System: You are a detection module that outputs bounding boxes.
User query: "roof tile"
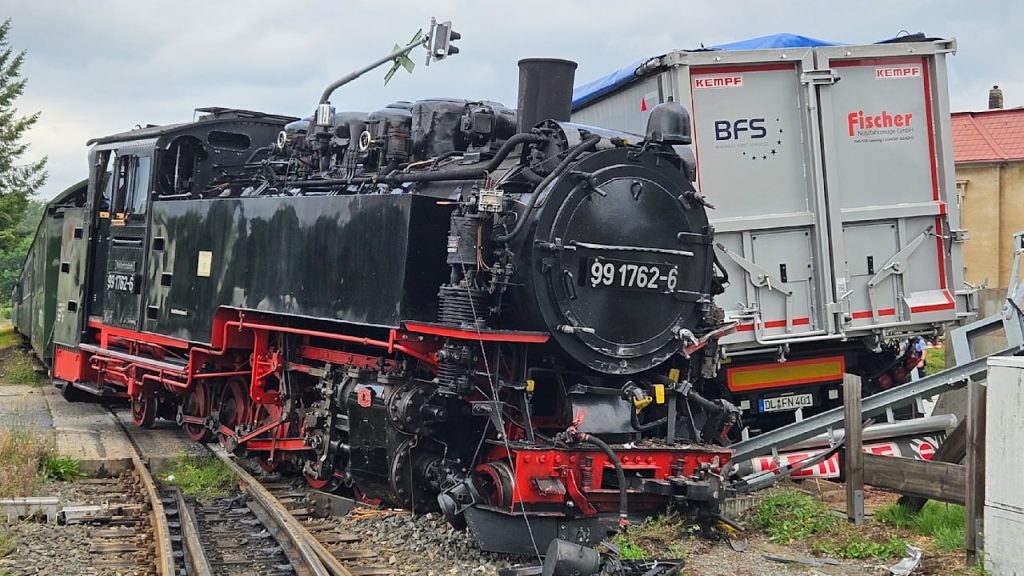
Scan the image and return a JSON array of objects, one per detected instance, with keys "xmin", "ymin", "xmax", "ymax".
[{"xmin": 952, "ymin": 108, "xmax": 1024, "ymax": 162}]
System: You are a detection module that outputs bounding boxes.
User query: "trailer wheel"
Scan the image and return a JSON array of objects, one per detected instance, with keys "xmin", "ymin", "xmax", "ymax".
[{"xmin": 131, "ymin": 392, "xmax": 156, "ymax": 428}]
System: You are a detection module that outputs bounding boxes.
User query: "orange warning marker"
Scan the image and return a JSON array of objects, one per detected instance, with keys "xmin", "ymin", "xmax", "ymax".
[{"xmin": 640, "ymin": 97, "xmax": 648, "ymax": 112}]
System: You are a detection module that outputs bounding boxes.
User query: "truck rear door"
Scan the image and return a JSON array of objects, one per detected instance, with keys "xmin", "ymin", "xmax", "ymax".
[{"xmin": 814, "ymin": 41, "xmax": 961, "ymax": 332}]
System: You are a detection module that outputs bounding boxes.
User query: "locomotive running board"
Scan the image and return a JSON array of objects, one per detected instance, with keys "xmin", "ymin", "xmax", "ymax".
[{"xmin": 78, "ymin": 343, "xmax": 189, "ymax": 374}]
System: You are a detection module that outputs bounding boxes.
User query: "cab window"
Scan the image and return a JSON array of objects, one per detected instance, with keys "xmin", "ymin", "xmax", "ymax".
[
  {"xmin": 131, "ymin": 155, "xmax": 151, "ymax": 213},
  {"xmin": 110, "ymin": 154, "xmax": 152, "ymax": 215}
]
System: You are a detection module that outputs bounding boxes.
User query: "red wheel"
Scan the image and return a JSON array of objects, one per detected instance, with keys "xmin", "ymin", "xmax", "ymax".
[
  {"xmin": 131, "ymin": 391, "xmax": 156, "ymax": 429},
  {"xmin": 217, "ymin": 377, "xmax": 250, "ymax": 439},
  {"xmin": 182, "ymin": 381, "xmax": 211, "ymax": 442}
]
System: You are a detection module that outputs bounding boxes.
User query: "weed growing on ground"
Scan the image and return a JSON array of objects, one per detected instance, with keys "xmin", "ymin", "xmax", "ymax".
[
  {"xmin": 609, "ymin": 535, "xmax": 649, "ymax": 561},
  {"xmin": 40, "ymin": 454, "xmax": 86, "ymax": 482},
  {"xmin": 753, "ymin": 489, "xmax": 908, "ymax": 560},
  {"xmin": 602, "ymin": 512, "xmax": 695, "ymax": 561},
  {"xmin": 0, "ymin": 528, "xmax": 14, "ymax": 557},
  {"xmin": 159, "ymin": 452, "xmax": 234, "ymax": 497},
  {"xmin": 877, "ymin": 501, "xmax": 965, "ymax": 552},
  {"xmin": 752, "ymin": 489, "xmax": 836, "ymax": 543},
  {"xmin": 925, "ymin": 346, "xmax": 945, "ymax": 376},
  {"xmin": 813, "ymin": 534, "xmax": 907, "ymax": 559},
  {"xmin": 0, "ymin": 428, "xmax": 49, "ymax": 498},
  {"xmin": 0, "ymin": 325, "xmax": 17, "ymax": 349}
]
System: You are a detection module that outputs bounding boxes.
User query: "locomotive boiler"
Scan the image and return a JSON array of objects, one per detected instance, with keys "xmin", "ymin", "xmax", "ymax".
[{"xmin": 16, "ymin": 54, "xmax": 736, "ymax": 553}]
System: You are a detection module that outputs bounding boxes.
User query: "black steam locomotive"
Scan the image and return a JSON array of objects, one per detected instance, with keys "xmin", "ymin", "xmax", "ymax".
[{"xmin": 14, "ymin": 56, "xmax": 736, "ymax": 553}]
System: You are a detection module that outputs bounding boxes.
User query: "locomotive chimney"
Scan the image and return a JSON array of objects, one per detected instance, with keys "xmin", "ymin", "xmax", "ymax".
[
  {"xmin": 989, "ymin": 85, "xmax": 1004, "ymax": 110},
  {"xmin": 516, "ymin": 58, "xmax": 577, "ymax": 133}
]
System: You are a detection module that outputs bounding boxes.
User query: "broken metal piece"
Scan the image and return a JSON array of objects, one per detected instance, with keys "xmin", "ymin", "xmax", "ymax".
[
  {"xmin": 0, "ymin": 496, "xmax": 60, "ymax": 523},
  {"xmin": 888, "ymin": 545, "xmax": 923, "ymax": 576}
]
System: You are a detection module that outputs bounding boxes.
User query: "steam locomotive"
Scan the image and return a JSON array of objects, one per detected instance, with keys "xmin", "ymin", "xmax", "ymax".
[{"xmin": 14, "ymin": 57, "xmax": 737, "ymax": 553}]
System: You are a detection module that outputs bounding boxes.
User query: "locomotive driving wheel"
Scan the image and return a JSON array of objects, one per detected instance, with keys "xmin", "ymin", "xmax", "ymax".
[
  {"xmin": 131, "ymin": 390, "xmax": 157, "ymax": 429},
  {"xmin": 216, "ymin": 377, "xmax": 250, "ymax": 443},
  {"xmin": 181, "ymin": 380, "xmax": 211, "ymax": 442}
]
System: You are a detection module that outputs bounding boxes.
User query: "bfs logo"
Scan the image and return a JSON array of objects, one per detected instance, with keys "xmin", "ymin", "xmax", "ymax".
[{"xmin": 714, "ymin": 118, "xmax": 767, "ymax": 141}]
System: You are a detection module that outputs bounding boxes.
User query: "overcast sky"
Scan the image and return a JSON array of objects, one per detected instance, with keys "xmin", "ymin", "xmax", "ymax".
[{"xmin": 7, "ymin": 0, "xmax": 1022, "ymax": 199}]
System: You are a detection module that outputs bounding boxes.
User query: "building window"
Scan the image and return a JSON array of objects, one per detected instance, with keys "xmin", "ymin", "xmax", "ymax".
[{"xmin": 955, "ymin": 179, "xmax": 968, "ymax": 209}]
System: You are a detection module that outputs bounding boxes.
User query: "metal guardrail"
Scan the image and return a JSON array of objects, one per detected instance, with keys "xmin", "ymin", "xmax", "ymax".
[{"xmin": 728, "ymin": 344, "xmax": 1023, "ymax": 465}]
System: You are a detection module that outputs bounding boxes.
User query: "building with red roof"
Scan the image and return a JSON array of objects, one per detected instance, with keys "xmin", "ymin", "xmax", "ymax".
[{"xmin": 951, "ymin": 89, "xmax": 1024, "ymax": 292}]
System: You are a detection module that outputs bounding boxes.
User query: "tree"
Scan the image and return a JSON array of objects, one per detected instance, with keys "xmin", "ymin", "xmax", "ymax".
[{"xmin": 0, "ymin": 18, "xmax": 46, "ymax": 253}]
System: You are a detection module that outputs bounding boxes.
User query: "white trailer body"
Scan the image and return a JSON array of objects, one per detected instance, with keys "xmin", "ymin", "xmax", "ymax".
[{"xmin": 572, "ymin": 37, "xmax": 970, "ymax": 426}]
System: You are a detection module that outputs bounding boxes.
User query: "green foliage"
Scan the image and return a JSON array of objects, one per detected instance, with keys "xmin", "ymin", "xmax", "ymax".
[
  {"xmin": 159, "ymin": 452, "xmax": 234, "ymax": 497},
  {"xmin": 0, "ymin": 18, "xmax": 47, "ymax": 309},
  {"xmin": 602, "ymin": 512, "xmax": 693, "ymax": 561},
  {"xmin": 0, "ymin": 527, "xmax": 13, "ymax": 558},
  {"xmin": 0, "ymin": 427, "xmax": 49, "ymax": 498},
  {"xmin": 813, "ymin": 534, "xmax": 908, "ymax": 559},
  {"xmin": 925, "ymin": 346, "xmax": 946, "ymax": 376},
  {"xmin": 609, "ymin": 535, "xmax": 649, "ymax": 561},
  {"xmin": 40, "ymin": 454, "xmax": 86, "ymax": 482},
  {"xmin": 751, "ymin": 489, "xmax": 836, "ymax": 543},
  {"xmin": 877, "ymin": 501, "xmax": 965, "ymax": 552},
  {"xmin": 0, "ymin": 324, "xmax": 17, "ymax": 348}
]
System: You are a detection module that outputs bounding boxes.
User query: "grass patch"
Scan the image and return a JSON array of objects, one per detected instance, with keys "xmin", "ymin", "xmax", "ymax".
[
  {"xmin": 924, "ymin": 346, "xmax": 945, "ymax": 376},
  {"xmin": 0, "ymin": 527, "xmax": 14, "ymax": 557},
  {"xmin": 752, "ymin": 489, "xmax": 908, "ymax": 560},
  {"xmin": 813, "ymin": 534, "xmax": 907, "ymax": 559},
  {"xmin": 877, "ymin": 501, "xmax": 964, "ymax": 551},
  {"xmin": 40, "ymin": 454, "xmax": 87, "ymax": 482},
  {"xmin": 603, "ymin": 512, "xmax": 694, "ymax": 561},
  {"xmin": 0, "ymin": 428, "xmax": 50, "ymax": 497},
  {"xmin": 752, "ymin": 489, "xmax": 836, "ymax": 543},
  {"xmin": 0, "ymin": 324, "xmax": 17, "ymax": 349},
  {"xmin": 159, "ymin": 452, "xmax": 234, "ymax": 497},
  {"xmin": 0, "ymin": 350, "xmax": 44, "ymax": 386}
]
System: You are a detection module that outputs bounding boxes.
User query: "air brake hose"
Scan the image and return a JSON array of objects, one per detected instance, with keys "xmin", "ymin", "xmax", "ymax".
[
  {"xmin": 577, "ymin": 432, "xmax": 629, "ymax": 528},
  {"xmin": 494, "ymin": 134, "xmax": 602, "ymax": 243}
]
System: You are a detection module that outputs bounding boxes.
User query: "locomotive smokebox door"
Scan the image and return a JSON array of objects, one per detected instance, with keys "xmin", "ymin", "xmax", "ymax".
[{"xmin": 528, "ymin": 147, "xmax": 713, "ymax": 374}]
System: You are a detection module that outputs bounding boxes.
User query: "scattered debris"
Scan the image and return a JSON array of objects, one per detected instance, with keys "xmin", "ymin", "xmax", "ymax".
[
  {"xmin": 0, "ymin": 496, "xmax": 59, "ymax": 523},
  {"xmin": 763, "ymin": 553, "xmax": 841, "ymax": 567},
  {"xmin": 888, "ymin": 545, "xmax": 923, "ymax": 576}
]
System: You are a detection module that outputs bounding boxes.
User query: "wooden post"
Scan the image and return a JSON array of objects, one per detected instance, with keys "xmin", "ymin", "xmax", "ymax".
[
  {"xmin": 844, "ymin": 374, "xmax": 864, "ymax": 524},
  {"xmin": 965, "ymin": 378, "xmax": 987, "ymax": 565}
]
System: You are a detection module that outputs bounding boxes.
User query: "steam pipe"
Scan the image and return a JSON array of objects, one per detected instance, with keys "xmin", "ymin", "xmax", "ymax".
[
  {"xmin": 286, "ymin": 132, "xmax": 545, "ymax": 189},
  {"xmin": 494, "ymin": 134, "xmax": 600, "ymax": 243}
]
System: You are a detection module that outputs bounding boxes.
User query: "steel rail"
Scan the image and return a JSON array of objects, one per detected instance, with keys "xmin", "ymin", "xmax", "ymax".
[
  {"xmin": 130, "ymin": 454, "xmax": 176, "ymax": 576},
  {"xmin": 170, "ymin": 487, "xmax": 214, "ymax": 576},
  {"xmin": 210, "ymin": 444, "xmax": 355, "ymax": 576}
]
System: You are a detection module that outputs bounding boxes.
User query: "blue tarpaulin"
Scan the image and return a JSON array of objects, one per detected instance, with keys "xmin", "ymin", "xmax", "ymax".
[{"xmin": 572, "ymin": 33, "xmax": 844, "ymax": 109}]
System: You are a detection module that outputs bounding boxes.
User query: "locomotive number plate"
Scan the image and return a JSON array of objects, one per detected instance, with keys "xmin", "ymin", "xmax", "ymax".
[
  {"xmin": 584, "ymin": 258, "xmax": 678, "ymax": 292},
  {"xmin": 106, "ymin": 272, "xmax": 139, "ymax": 294}
]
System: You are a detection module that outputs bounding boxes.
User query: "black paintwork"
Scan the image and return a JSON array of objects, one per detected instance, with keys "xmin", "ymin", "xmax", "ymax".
[{"xmin": 144, "ymin": 194, "xmax": 453, "ymax": 343}]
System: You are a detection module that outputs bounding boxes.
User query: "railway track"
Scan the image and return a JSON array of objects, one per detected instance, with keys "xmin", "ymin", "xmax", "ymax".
[{"xmin": 110, "ymin": 410, "xmax": 362, "ymax": 576}]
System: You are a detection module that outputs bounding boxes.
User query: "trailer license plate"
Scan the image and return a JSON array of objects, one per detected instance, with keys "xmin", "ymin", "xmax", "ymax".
[
  {"xmin": 760, "ymin": 393, "xmax": 813, "ymax": 413},
  {"xmin": 585, "ymin": 258, "xmax": 678, "ymax": 292}
]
